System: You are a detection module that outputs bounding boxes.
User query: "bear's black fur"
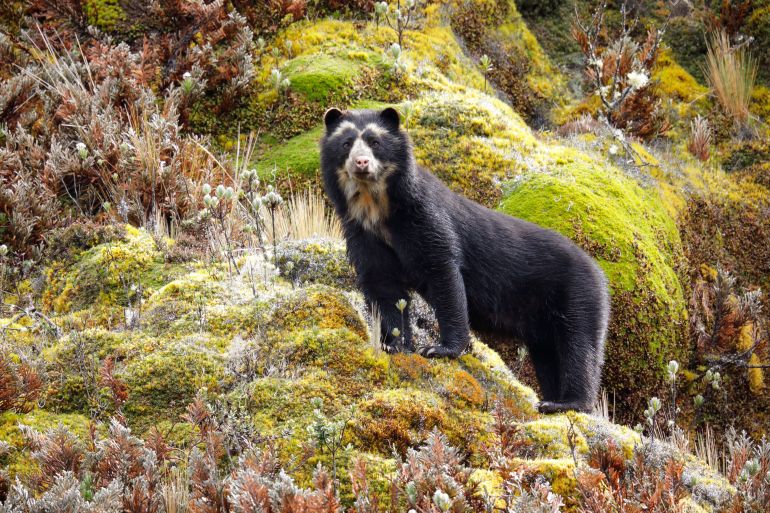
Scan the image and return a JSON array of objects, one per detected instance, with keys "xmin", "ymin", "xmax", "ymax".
[{"xmin": 320, "ymin": 107, "xmax": 609, "ymax": 413}]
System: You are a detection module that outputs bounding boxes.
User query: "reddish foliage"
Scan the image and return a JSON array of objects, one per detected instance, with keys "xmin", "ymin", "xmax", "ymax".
[
  {"xmin": 0, "ymin": 355, "xmax": 43, "ymax": 414},
  {"xmin": 577, "ymin": 441, "xmax": 688, "ymax": 513},
  {"xmin": 705, "ymin": 0, "xmax": 753, "ymax": 38}
]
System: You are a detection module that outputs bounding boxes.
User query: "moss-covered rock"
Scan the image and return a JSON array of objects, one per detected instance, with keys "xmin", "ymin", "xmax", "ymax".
[
  {"xmin": 257, "ymin": 126, "xmax": 324, "ymax": 181},
  {"xmin": 283, "ymin": 54, "xmax": 365, "ymax": 102},
  {"xmin": 41, "ymin": 225, "xmax": 170, "ymax": 316},
  {"xmin": 409, "ymin": 90, "xmax": 536, "ymax": 205},
  {"xmin": 120, "ymin": 338, "xmax": 226, "ymax": 428},
  {"xmin": 275, "ymin": 239, "xmax": 355, "ymax": 288}
]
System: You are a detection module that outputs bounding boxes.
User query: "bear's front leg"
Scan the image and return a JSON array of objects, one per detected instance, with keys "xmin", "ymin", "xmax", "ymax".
[
  {"xmin": 370, "ymin": 290, "xmax": 414, "ymax": 353},
  {"xmin": 417, "ymin": 264, "xmax": 470, "ymax": 358},
  {"xmin": 344, "ymin": 224, "xmax": 415, "ymax": 353}
]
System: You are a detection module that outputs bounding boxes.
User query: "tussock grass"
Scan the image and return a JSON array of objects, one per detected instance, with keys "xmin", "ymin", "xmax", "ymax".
[
  {"xmin": 273, "ymin": 189, "xmax": 343, "ymax": 242},
  {"xmin": 704, "ymin": 30, "xmax": 757, "ymax": 126}
]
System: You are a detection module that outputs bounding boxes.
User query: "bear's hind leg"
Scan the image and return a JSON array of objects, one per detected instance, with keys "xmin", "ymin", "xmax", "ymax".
[
  {"xmin": 528, "ymin": 344, "xmax": 561, "ymax": 406},
  {"xmin": 538, "ymin": 331, "xmax": 600, "ymax": 414}
]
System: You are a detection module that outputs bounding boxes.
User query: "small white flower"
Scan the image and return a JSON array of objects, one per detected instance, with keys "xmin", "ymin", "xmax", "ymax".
[
  {"xmin": 76, "ymin": 142, "xmax": 88, "ymax": 159},
  {"xmin": 626, "ymin": 70, "xmax": 649, "ymax": 90},
  {"xmin": 589, "ymin": 57, "xmax": 603, "ymax": 69},
  {"xmin": 667, "ymin": 360, "xmax": 679, "ymax": 381},
  {"xmin": 609, "ymin": 144, "xmax": 619, "ymax": 155},
  {"xmin": 433, "ymin": 490, "xmax": 451, "ymax": 511},
  {"xmin": 182, "ymin": 71, "xmax": 192, "ymax": 80},
  {"xmin": 613, "ymin": 129, "xmax": 625, "ymax": 142},
  {"xmin": 599, "ymin": 85, "xmax": 611, "ymax": 98},
  {"xmin": 391, "ymin": 327, "xmax": 401, "ymax": 338}
]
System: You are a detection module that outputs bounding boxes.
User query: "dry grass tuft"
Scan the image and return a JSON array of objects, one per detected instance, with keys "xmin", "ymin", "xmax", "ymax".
[
  {"xmin": 273, "ymin": 189, "xmax": 343, "ymax": 242},
  {"xmin": 687, "ymin": 115, "xmax": 712, "ymax": 162},
  {"xmin": 695, "ymin": 425, "xmax": 723, "ymax": 473},
  {"xmin": 704, "ymin": 29, "xmax": 757, "ymax": 126}
]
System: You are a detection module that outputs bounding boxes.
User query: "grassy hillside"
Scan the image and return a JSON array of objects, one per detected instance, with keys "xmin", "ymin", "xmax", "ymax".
[{"xmin": 1, "ymin": 0, "xmax": 770, "ymax": 510}]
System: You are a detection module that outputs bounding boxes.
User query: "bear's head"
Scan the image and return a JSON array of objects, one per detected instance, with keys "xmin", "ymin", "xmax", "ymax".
[{"xmin": 320, "ymin": 108, "xmax": 411, "ymax": 187}]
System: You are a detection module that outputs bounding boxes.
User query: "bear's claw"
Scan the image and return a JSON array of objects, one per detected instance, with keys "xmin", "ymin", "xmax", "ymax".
[
  {"xmin": 537, "ymin": 400, "xmax": 592, "ymax": 414},
  {"xmin": 416, "ymin": 345, "xmax": 461, "ymax": 358}
]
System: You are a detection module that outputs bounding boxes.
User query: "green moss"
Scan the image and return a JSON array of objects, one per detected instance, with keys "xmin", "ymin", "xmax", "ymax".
[
  {"xmin": 42, "ymin": 225, "xmax": 169, "ymax": 315},
  {"xmin": 257, "ymin": 125, "xmax": 323, "ymax": 180},
  {"xmin": 121, "ymin": 340, "xmax": 225, "ymax": 429},
  {"xmin": 276, "ymin": 239, "xmax": 355, "ymax": 288},
  {"xmin": 249, "ymin": 371, "xmax": 344, "ymax": 430},
  {"xmin": 283, "ymin": 54, "xmax": 364, "ymax": 102},
  {"xmin": 750, "ymin": 85, "xmax": 770, "ymax": 122},
  {"xmin": 270, "ymin": 285, "xmax": 368, "ymax": 339},
  {"xmin": 408, "ymin": 90, "xmax": 537, "ymax": 205},
  {"xmin": 350, "ymin": 388, "xmax": 449, "ymax": 452},
  {"xmin": 654, "ymin": 50, "xmax": 709, "ymax": 104},
  {"xmin": 84, "ymin": 0, "xmax": 126, "ymax": 32}
]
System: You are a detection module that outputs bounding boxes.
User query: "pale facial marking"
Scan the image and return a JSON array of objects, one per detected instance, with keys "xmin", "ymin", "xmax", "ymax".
[
  {"xmin": 345, "ymin": 137, "xmax": 381, "ymax": 178},
  {"xmin": 335, "ymin": 135, "xmax": 395, "ymax": 242},
  {"xmin": 363, "ymin": 123, "xmax": 388, "ymax": 137},
  {"xmin": 328, "ymin": 120, "xmax": 359, "ymax": 140}
]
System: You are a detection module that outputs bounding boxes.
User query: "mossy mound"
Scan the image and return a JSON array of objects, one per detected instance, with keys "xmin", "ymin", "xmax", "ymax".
[
  {"xmin": 0, "ymin": 227, "xmax": 732, "ymax": 509},
  {"xmin": 120, "ymin": 338, "xmax": 226, "ymax": 428},
  {"xmin": 40, "ymin": 226, "xmax": 177, "ymax": 317},
  {"xmin": 257, "ymin": 126, "xmax": 324, "ymax": 181},
  {"xmin": 408, "ymin": 90, "xmax": 537, "ymax": 205},
  {"xmin": 275, "ymin": 238, "xmax": 355, "ymax": 288},
  {"xmin": 283, "ymin": 54, "xmax": 365, "ymax": 102}
]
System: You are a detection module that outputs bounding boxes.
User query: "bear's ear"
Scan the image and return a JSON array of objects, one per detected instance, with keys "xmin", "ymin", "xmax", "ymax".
[
  {"xmin": 324, "ymin": 108, "xmax": 344, "ymax": 131},
  {"xmin": 379, "ymin": 107, "xmax": 400, "ymax": 131}
]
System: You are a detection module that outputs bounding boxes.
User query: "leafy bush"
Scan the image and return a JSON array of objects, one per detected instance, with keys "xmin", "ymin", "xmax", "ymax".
[
  {"xmin": 0, "ymin": 31, "xmax": 226, "ymax": 257},
  {"xmin": 572, "ymin": 2, "xmax": 672, "ymax": 139}
]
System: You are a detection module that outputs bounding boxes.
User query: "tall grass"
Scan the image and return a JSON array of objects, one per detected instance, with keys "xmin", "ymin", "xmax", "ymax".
[
  {"xmin": 273, "ymin": 189, "xmax": 343, "ymax": 242},
  {"xmin": 704, "ymin": 29, "xmax": 757, "ymax": 126}
]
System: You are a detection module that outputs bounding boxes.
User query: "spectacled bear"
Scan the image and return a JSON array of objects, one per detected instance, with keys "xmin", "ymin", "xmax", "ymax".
[{"xmin": 320, "ymin": 107, "xmax": 610, "ymax": 413}]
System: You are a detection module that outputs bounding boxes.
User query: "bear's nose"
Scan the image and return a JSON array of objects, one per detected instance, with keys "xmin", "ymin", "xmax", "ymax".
[{"xmin": 355, "ymin": 157, "xmax": 370, "ymax": 169}]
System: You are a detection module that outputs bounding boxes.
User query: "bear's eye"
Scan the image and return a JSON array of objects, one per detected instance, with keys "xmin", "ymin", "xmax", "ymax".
[
  {"xmin": 370, "ymin": 140, "xmax": 380, "ymax": 149},
  {"xmin": 342, "ymin": 140, "xmax": 352, "ymax": 149}
]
